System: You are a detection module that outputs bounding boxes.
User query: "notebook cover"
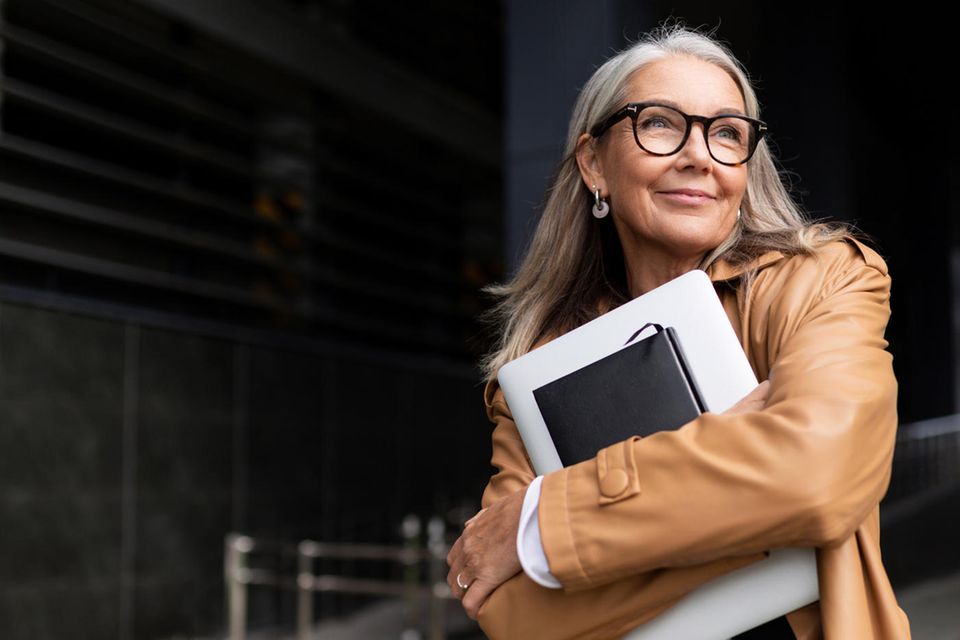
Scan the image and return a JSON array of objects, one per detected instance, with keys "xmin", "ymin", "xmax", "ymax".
[{"xmin": 532, "ymin": 326, "xmax": 704, "ymax": 467}]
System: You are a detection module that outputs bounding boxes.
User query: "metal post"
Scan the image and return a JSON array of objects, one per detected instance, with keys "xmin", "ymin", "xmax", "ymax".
[
  {"xmin": 427, "ymin": 516, "xmax": 448, "ymax": 640},
  {"xmin": 225, "ymin": 534, "xmax": 253, "ymax": 640},
  {"xmin": 297, "ymin": 541, "xmax": 316, "ymax": 640},
  {"xmin": 401, "ymin": 514, "xmax": 422, "ymax": 637}
]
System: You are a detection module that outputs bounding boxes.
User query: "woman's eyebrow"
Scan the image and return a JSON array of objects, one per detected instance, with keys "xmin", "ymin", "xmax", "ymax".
[{"xmin": 640, "ymin": 97, "xmax": 747, "ymax": 116}]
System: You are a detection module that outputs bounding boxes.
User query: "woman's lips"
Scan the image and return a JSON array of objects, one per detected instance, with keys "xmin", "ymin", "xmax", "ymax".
[{"xmin": 656, "ymin": 191, "xmax": 715, "ymax": 205}]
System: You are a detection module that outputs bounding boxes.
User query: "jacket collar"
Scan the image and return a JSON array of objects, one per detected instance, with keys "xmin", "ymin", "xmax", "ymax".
[{"xmin": 705, "ymin": 249, "xmax": 786, "ymax": 283}]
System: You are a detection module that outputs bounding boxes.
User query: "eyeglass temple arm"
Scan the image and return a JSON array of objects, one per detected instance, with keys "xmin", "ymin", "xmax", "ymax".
[{"xmin": 589, "ymin": 105, "xmax": 638, "ymax": 139}]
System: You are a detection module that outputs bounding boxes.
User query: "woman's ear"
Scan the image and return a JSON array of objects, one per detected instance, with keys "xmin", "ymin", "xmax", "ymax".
[{"xmin": 574, "ymin": 133, "xmax": 606, "ymax": 195}]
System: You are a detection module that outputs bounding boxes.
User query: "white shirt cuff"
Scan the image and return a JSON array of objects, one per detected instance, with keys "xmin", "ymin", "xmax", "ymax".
[{"xmin": 517, "ymin": 475, "xmax": 562, "ymax": 589}]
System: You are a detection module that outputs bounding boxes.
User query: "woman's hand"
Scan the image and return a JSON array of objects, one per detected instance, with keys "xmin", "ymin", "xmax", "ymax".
[
  {"xmin": 722, "ymin": 379, "xmax": 770, "ymax": 415},
  {"xmin": 446, "ymin": 487, "xmax": 525, "ymax": 620}
]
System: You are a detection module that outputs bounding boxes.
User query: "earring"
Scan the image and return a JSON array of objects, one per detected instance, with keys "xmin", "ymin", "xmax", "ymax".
[
  {"xmin": 737, "ymin": 208, "xmax": 742, "ymax": 222},
  {"xmin": 592, "ymin": 185, "xmax": 609, "ymax": 219}
]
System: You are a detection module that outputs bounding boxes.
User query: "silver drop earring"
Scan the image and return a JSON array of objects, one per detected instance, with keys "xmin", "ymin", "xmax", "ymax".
[{"xmin": 592, "ymin": 185, "xmax": 609, "ymax": 219}]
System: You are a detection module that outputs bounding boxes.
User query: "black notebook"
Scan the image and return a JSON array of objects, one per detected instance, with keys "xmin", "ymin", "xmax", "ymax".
[{"xmin": 532, "ymin": 323, "xmax": 706, "ymax": 467}]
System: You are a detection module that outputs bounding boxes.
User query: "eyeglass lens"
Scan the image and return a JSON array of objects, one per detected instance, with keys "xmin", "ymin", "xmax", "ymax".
[{"xmin": 634, "ymin": 105, "xmax": 755, "ymax": 164}]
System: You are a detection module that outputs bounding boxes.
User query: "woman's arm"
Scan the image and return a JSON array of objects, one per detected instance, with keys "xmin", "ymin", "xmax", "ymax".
[
  {"xmin": 481, "ymin": 378, "xmax": 538, "ymax": 506},
  {"xmin": 539, "ymin": 243, "xmax": 897, "ymax": 591}
]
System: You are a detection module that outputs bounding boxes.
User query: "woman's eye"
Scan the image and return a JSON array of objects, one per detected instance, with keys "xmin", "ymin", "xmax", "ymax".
[
  {"xmin": 714, "ymin": 126, "xmax": 743, "ymax": 141},
  {"xmin": 638, "ymin": 117, "xmax": 670, "ymax": 130}
]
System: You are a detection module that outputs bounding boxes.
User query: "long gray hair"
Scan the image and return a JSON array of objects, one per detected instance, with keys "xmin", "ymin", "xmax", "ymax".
[{"xmin": 479, "ymin": 22, "xmax": 855, "ymax": 383}]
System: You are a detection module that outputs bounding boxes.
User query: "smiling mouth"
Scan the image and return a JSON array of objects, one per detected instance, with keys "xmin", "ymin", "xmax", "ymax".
[{"xmin": 656, "ymin": 191, "xmax": 715, "ymax": 205}]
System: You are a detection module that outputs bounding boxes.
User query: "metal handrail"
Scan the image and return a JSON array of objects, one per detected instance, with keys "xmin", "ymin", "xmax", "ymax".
[{"xmin": 224, "ymin": 516, "xmax": 455, "ymax": 640}]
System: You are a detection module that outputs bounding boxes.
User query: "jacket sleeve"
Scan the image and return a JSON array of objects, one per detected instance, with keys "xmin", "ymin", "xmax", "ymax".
[
  {"xmin": 538, "ymin": 241, "xmax": 899, "ymax": 592},
  {"xmin": 479, "ymin": 379, "xmax": 537, "ymax": 509}
]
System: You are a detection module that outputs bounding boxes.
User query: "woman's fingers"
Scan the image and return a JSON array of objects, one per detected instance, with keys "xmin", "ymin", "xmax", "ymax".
[
  {"xmin": 448, "ymin": 565, "xmax": 471, "ymax": 595},
  {"xmin": 444, "ymin": 489, "xmax": 525, "ymax": 614},
  {"xmin": 461, "ymin": 576, "xmax": 496, "ymax": 620},
  {"xmin": 446, "ymin": 508, "xmax": 487, "ymax": 596},
  {"xmin": 445, "ymin": 532, "xmax": 463, "ymax": 568},
  {"xmin": 445, "ymin": 534, "xmax": 466, "ymax": 594}
]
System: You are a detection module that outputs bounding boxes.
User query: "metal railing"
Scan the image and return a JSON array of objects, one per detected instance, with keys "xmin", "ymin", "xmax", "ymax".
[
  {"xmin": 886, "ymin": 414, "xmax": 960, "ymax": 503},
  {"xmin": 224, "ymin": 516, "xmax": 456, "ymax": 640}
]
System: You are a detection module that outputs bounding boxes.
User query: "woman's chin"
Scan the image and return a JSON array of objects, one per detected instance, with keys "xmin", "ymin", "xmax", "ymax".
[{"xmin": 654, "ymin": 224, "xmax": 730, "ymax": 255}]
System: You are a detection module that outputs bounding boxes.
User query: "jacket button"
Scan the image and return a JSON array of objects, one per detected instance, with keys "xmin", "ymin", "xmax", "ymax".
[{"xmin": 600, "ymin": 469, "xmax": 629, "ymax": 497}]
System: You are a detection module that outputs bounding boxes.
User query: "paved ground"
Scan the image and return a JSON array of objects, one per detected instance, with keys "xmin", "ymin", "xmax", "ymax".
[
  {"xmin": 897, "ymin": 571, "xmax": 960, "ymax": 640},
  {"xmin": 233, "ymin": 597, "xmax": 484, "ymax": 640},
  {"xmin": 303, "ymin": 597, "xmax": 481, "ymax": 640}
]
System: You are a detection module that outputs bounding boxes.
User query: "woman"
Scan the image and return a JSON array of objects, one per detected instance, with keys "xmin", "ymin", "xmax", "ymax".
[{"xmin": 447, "ymin": 23, "xmax": 911, "ymax": 640}]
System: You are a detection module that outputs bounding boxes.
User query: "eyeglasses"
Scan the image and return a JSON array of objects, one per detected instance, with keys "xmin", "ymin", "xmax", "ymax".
[{"xmin": 589, "ymin": 102, "xmax": 768, "ymax": 166}]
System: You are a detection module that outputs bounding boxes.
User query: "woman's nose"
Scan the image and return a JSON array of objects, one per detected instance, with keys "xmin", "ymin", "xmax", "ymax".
[{"xmin": 675, "ymin": 123, "xmax": 713, "ymax": 167}]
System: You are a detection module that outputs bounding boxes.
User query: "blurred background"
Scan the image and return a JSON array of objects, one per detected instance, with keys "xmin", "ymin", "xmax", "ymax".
[{"xmin": 0, "ymin": 0, "xmax": 956, "ymax": 638}]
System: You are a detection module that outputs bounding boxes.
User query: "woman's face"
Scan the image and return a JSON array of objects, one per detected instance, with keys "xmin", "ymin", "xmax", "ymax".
[{"xmin": 578, "ymin": 55, "xmax": 749, "ymax": 263}]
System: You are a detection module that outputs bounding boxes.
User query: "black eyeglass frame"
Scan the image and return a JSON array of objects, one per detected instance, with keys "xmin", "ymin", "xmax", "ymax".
[{"xmin": 589, "ymin": 102, "xmax": 769, "ymax": 166}]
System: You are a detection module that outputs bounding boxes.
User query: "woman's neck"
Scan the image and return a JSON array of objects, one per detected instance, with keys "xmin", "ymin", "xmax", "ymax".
[{"xmin": 623, "ymin": 246, "xmax": 706, "ymax": 298}]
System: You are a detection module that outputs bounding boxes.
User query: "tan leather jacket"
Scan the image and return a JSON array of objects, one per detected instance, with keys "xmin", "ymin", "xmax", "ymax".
[{"xmin": 476, "ymin": 236, "xmax": 911, "ymax": 639}]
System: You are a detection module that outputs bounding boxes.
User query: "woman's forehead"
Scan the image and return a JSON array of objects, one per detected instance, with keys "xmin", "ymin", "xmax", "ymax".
[{"xmin": 624, "ymin": 56, "xmax": 745, "ymax": 114}]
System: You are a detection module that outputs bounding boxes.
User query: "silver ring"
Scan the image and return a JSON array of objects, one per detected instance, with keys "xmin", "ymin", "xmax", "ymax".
[{"xmin": 456, "ymin": 572, "xmax": 471, "ymax": 590}]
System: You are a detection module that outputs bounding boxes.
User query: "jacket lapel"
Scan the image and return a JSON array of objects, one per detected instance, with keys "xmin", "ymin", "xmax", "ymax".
[{"xmin": 706, "ymin": 249, "xmax": 787, "ymax": 282}]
